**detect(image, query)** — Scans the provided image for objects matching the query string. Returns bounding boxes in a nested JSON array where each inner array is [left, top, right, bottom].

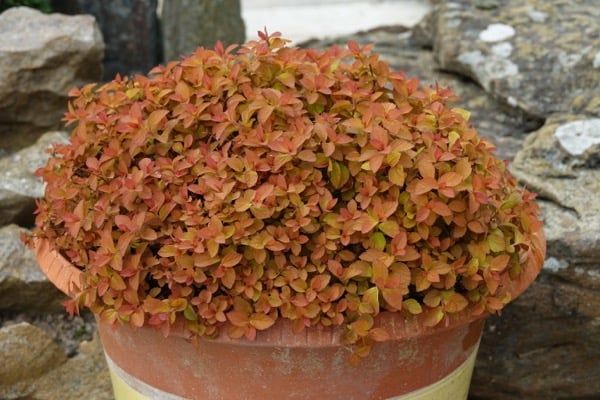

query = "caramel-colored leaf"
[[249, 313, 275, 330]]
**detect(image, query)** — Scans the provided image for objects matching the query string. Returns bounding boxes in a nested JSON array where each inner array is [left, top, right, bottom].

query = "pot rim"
[[34, 230, 544, 347]]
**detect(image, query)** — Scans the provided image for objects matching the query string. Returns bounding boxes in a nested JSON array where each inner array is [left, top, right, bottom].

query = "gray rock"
[[52, 0, 160, 80], [569, 90, 600, 117], [471, 115, 600, 399], [0, 7, 103, 153], [0, 131, 69, 226], [408, 4, 600, 395], [428, 0, 600, 119], [31, 335, 112, 400], [411, 10, 435, 48], [160, 0, 245, 61], [0, 322, 67, 399], [511, 114, 600, 261], [511, 114, 600, 278], [303, 27, 542, 160], [0, 312, 95, 357], [0, 225, 64, 312], [473, 273, 600, 399]]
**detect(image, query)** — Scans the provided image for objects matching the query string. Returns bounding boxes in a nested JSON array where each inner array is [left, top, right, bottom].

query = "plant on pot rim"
[[28, 31, 545, 399]]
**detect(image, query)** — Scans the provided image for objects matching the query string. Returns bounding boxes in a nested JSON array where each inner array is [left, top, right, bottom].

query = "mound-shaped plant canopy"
[[31, 32, 545, 357]]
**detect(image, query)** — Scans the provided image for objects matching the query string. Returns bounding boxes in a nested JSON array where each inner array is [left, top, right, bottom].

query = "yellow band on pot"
[[106, 354, 183, 400], [106, 344, 479, 400], [390, 343, 479, 400]]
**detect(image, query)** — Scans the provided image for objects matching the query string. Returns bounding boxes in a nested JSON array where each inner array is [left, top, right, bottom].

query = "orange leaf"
[[147, 109, 169, 132], [423, 307, 444, 327], [430, 201, 452, 217], [443, 292, 468, 313], [371, 260, 389, 288], [490, 254, 510, 272], [350, 315, 374, 336], [369, 327, 390, 342], [249, 313, 275, 330], [361, 287, 380, 314], [413, 178, 438, 195], [131, 309, 145, 327], [310, 274, 331, 292], [221, 251, 243, 268], [297, 149, 316, 162], [227, 311, 249, 327], [417, 159, 435, 179], [456, 158, 472, 178], [382, 288, 404, 310], [439, 172, 462, 187], [221, 268, 236, 288], [467, 220, 485, 234]]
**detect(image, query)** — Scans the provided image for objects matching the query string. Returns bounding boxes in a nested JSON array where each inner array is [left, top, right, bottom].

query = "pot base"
[[106, 343, 479, 400], [98, 315, 484, 400]]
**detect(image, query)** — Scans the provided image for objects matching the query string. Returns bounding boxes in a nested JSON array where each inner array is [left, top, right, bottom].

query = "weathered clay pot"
[[34, 236, 544, 400]]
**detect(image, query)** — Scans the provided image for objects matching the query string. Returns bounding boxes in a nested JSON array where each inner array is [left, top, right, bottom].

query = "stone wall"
[[419, 1, 599, 398], [52, 0, 161, 80], [0, 7, 112, 399], [0, 7, 103, 153], [52, 0, 246, 79]]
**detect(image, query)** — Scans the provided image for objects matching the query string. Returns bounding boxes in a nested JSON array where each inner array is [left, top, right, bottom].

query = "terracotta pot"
[[34, 236, 544, 400]]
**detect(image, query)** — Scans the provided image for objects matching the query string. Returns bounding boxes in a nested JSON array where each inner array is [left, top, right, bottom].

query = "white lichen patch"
[[491, 42, 513, 58], [527, 8, 548, 23], [484, 58, 519, 80], [457, 50, 485, 66], [446, 18, 461, 28], [543, 257, 568, 273], [457, 50, 519, 90], [558, 51, 583, 69], [555, 119, 600, 156], [574, 267, 600, 279], [594, 51, 600, 69], [478, 23, 515, 42]]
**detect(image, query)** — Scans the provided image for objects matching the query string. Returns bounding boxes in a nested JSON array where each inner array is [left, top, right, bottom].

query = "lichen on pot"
[[27, 31, 545, 361]]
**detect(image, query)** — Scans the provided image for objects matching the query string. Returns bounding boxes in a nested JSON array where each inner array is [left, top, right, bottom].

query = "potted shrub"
[[28, 32, 545, 399]]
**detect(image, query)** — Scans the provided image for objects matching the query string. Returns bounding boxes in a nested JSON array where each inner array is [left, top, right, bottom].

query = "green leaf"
[[379, 221, 400, 237], [361, 287, 380, 314], [500, 192, 522, 210], [389, 164, 405, 186], [329, 162, 350, 189], [448, 130, 460, 146], [371, 232, 387, 250], [307, 103, 325, 114], [183, 305, 198, 321], [403, 299, 423, 315], [110, 274, 127, 291], [452, 107, 471, 121], [488, 228, 505, 252]]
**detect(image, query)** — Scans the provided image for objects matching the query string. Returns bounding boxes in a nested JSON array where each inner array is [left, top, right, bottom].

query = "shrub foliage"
[[33, 32, 544, 355], [0, 0, 51, 13]]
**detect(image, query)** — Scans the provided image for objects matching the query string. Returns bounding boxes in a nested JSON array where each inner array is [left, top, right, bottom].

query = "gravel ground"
[[0, 310, 96, 357]]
